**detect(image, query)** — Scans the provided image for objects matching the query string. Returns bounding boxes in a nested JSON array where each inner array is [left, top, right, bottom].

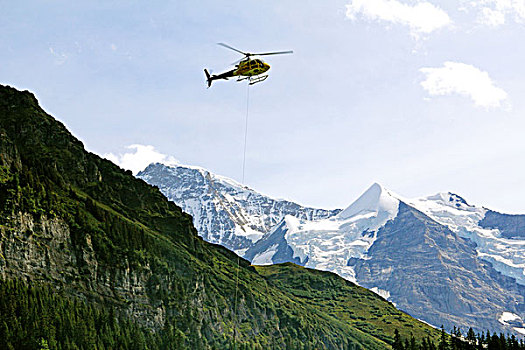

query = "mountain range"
[[137, 163, 339, 256], [139, 162, 525, 336]]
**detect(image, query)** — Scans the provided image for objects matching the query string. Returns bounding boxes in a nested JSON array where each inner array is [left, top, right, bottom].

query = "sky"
[[1, 0, 525, 213]]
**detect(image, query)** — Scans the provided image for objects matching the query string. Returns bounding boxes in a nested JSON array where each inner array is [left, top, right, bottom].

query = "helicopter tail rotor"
[[204, 69, 212, 88]]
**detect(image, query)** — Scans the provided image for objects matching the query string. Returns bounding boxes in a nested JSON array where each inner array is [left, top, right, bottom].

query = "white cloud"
[[419, 61, 509, 109], [104, 144, 179, 174], [479, 7, 506, 26], [473, 0, 525, 26], [345, 0, 451, 35]]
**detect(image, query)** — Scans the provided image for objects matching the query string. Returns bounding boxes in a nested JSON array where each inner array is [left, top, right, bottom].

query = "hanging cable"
[[233, 82, 250, 348], [242, 82, 250, 184]]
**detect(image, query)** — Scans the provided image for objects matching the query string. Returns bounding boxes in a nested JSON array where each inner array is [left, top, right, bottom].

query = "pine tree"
[[393, 329, 404, 350], [439, 326, 449, 350], [409, 334, 417, 350], [467, 328, 476, 345]]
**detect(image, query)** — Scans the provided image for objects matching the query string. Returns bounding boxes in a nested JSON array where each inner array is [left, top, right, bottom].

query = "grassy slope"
[[0, 84, 438, 349], [256, 263, 441, 345]]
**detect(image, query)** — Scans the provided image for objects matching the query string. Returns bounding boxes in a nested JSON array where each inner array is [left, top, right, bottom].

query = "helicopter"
[[204, 43, 293, 87]]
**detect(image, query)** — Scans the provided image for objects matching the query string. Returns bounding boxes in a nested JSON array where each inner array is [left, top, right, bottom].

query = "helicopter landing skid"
[[237, 75, 268, 85], [249, 75, 268, 85]]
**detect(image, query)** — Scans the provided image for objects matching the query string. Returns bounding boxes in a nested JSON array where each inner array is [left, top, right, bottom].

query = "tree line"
[[394, 326, 525, 350]]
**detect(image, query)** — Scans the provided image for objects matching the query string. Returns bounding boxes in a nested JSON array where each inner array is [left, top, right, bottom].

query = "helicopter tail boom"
[[204, 68, 235, 88]]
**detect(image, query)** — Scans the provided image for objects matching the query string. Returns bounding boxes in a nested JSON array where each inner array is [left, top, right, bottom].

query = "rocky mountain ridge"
[[137, 162, 339, 255]]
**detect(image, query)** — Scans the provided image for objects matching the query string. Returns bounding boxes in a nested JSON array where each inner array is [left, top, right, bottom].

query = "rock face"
[[0, 212, 160, 327], [1, 213, 77, 283], [137, 163, 339, 255], [479, 210, 525, 239]]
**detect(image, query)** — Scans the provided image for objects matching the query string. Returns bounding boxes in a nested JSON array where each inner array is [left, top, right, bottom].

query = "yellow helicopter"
[[204, 43, 293, 87]]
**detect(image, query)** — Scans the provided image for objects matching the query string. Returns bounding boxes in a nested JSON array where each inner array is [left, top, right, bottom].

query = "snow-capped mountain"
[[246, 183, 399, 282], [137, 163, 339, 255], [139, 162, 525, 335], [246, 183, 525, 336]]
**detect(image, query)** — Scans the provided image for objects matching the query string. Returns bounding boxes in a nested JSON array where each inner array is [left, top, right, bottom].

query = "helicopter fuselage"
[[234, 58, 270, 77], [205, 58, 270, 87]]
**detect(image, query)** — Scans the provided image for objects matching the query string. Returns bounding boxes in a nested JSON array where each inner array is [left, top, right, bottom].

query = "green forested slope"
[[0, 85, 438, 349], [256, 263, 440, 345]]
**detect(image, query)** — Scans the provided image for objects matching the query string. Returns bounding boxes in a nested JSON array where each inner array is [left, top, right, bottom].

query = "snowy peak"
[[247, 184, 404, 282], [406, 191, 486, 234], [338, 183, 400, 220], [421, 192, 473, 211]]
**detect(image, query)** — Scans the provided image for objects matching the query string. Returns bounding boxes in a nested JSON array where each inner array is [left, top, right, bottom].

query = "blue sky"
[[2, 0, 525, 212]]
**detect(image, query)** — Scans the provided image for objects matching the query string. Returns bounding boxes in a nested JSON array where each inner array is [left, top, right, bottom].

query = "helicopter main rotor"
[[218, 43, 293, 60]]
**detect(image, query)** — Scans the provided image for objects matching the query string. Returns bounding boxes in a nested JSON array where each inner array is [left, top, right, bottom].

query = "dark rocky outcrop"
[[479, 210, 525, 239]]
